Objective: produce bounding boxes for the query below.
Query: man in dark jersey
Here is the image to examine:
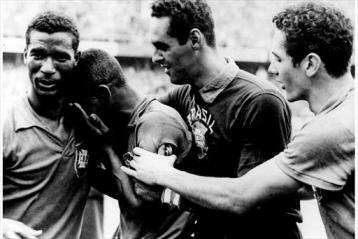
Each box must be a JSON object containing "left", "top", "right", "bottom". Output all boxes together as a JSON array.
[
  {"left": 71, "top": 48, "right": 194, "bottom": 239},
  {"left": 121, "top": 0, "right": 302, "bottom": 238}
]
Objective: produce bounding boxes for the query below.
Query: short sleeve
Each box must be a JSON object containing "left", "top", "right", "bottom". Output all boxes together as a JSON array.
[
  {"left": 275, "top": 119, "right": 354, "bottom": 191},
  {"left": 135, "top": 107, "right": 192, "bottom": 162}
]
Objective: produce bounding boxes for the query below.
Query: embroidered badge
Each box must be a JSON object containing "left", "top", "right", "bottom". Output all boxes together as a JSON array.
[
  {"left": 74, "top": 142, "right": 89, "bottom": 178},
  {"left": 187, "top": 105, "right": 215, "bottom": 160}
]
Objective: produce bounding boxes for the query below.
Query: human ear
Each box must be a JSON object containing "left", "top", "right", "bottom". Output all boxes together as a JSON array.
[
  {"left": 74, "top": 51, "right": 81, "bottom": 66},
  {"left": 96, "top": 84, "right": 112, "bottom": 105},
  {"left": 23, "top": 48, "right": 28, "bottom": 64},
  {"left": 189, "top": 28, "right": 202, "bottom": 50},
  {"left": 304, "top": 53, "right": 321, "bottom": 77}
]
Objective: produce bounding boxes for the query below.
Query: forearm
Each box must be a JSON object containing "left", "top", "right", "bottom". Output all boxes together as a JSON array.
[
  {"left": 155, "top": 167, "right": 253, "bottom": 214},
  {"left": 156, "top": 159, "right": 301, "bottom": 215},
  {"left": 104, "top": 147, "right": 144, "bottom": 208}
]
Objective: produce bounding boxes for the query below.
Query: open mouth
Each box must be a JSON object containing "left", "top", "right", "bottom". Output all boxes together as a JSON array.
[{"left": 160, "top": 64, "right": 171, "bottom": 74}]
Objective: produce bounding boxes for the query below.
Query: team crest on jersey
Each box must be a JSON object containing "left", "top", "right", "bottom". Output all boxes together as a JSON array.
[
  {"left": 187, "top": 105, "right": 215, "bottom": 159},
  {"left": 74, "top": 142, "right": 89, "bottom": 178}
]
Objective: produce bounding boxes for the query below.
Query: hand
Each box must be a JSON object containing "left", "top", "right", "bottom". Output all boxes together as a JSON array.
[
  {"left": 68, "top": 102, "right": 110, "bottom": 142},
  {"left": 3, "top": 218, "right": 42, "bottom": 239},
  {"left": 121, "top": 147, "right": 176, "bottom": 186}
]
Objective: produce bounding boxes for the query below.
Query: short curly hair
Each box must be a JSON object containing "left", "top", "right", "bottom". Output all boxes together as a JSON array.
[
  {"left": 273, "top": 2, "right": 353, "bottom": 78},
  {"left": 151, "top": 0, "right": 216, "bottom": 47},
  {"left": 25, "top": 11, "right": 80, "bottom": 52}
]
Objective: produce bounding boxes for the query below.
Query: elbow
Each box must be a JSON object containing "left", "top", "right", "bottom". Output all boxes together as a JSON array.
[
  {"left": 224, "top": 196, "right": 252, "bottom": 215},
  {"left": 218, "top": 186, "right": 254, "bottom": 215}
]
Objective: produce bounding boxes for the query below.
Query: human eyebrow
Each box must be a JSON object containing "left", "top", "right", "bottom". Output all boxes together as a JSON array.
[
  {"left": 271, "top": 52, "right": 281, "bottom": 61},
  {"left": 152, "top": 42, "right": 169, "bottom": 51},
  {"left": 29, "top": 48, "right": 46, "bottom": 54},
  {"left": 54, "top": 52, "right": 71, "bottom": 60}
]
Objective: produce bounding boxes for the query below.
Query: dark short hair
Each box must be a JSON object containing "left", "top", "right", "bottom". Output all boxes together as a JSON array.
[
  {"left": 25, "top": 11, "right": 80, "bottom": 52},
  {"left": 75, "top": 48, "right": 127, "bottom": 90},
  {"left": 151, "top": 0, "right": 216, "bottom": 47},
  {"left": 273, "top": 2, "right": 353, "bottom": 78},
  {"left": 68, "top": 48, "right": 127, "bottom": 108}
]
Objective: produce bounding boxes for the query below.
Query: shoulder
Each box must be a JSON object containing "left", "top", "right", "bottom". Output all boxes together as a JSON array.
[
  {"left": 3, "top": 96, "right": 25, "bottom": 134},
  {"left": 225, "top": 70, "right": 287, "bottom": 108},
  {"left": 142, "top": 100, "right": 188, "bottom": 130},
  {"left": 165, "top": 85, "right": 192, "bottom": 102},
  {"left": 301, "top": 113, "right": 354, "bottom": 145},
  {"left": 276, "top": 115, "right": 354, "bottom": 190}
]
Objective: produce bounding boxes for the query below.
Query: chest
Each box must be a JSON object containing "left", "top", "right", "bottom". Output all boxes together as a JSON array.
[
  {"left": 179, "top": 97, "right": 244, "bottom": 176},
  {"left": 5, "top": 127, "right": 89, "bottom": 182}
]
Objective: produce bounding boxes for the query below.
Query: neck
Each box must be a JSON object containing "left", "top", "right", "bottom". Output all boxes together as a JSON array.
[
  {"left": 105, "top": 84, "right": 143, "bottom": 128},
  {"left": 308, "top": 71, "right": 353, "bottom": 114},
  {"left": 110, "top": 84, "right": 143, "bottom": 112},
  {"left": 192, "top": 47, "right": 227, "bottom": 89},
  {"left": 27, "top": 90, "right": 64, "bottom": 120}
]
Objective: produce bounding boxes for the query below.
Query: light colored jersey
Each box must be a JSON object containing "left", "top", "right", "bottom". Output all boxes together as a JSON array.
[
  {"left": 276, "top": 83, "right": 355, "bottom": 239},
  {"left": 3, "top": 94, "right": 91, "bottom": 239}
]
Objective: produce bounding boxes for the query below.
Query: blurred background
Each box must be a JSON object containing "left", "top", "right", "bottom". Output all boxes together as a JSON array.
[{"left": 2, "top": 0, "right": 355, "bottom": 239}]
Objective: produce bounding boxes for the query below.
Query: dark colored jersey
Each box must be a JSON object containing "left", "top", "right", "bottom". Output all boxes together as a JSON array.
[
  {"left": 118, "top": 98, "right": 193, "bottom": 239},
  {"left": 160, "top": 59, "right": 302, "bottom": 239}
]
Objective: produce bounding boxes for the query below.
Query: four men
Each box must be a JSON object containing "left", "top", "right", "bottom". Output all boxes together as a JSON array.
[{"left": 3, "top": 1, "right": 355, "bottom": 239}]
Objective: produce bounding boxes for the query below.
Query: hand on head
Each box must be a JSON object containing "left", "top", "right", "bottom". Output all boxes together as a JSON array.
[{"left": 68, "top": 102, "right": 110, "bottom": 145}]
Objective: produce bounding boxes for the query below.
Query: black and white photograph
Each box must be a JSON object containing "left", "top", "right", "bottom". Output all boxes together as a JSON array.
[{"left": 1, "top": 0, "right": 356, "bottom": 238}]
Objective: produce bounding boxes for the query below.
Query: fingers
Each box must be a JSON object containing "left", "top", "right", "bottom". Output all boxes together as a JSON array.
[
  {"left": 18, "top": 229, "right": 42, "bottom": 239},
  {"left": 132, "top": 147, "right": 146, "bottom": 156},
  {"left": 3, "top": 219, "right": 42, "bottom": 239},
  {"left": 132, "top": 147, "right": 177, "bottom": 166},
  {"left": 121, "top": 166, "right": 137, "bottom": 178},
  {"left": 89, "top": 114, "right": 109, "bottom": 134},
  {"left": 68, "top": 103, "right": 108, "bottom": 137},
  {"left": 4, "top": 231, "right": 22, "bottom": 239},
  {"left": 70, "top": 102, "right": 89, "bottom": 121}
]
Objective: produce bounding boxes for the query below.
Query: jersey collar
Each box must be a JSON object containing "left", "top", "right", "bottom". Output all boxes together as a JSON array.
[{"left": 197, "top": 58, "right": 239, "bottom": 104}]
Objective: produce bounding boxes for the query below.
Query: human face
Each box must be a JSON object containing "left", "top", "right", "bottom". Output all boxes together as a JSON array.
[
  {"left": 150, "top": 17, "right": 196, "bottom": 85},
  {"left": 268, "top": 30, "right": 309, "bottom": 102},
  {"left": 24, "top": 31, "right": 78, "bottom": 101}
]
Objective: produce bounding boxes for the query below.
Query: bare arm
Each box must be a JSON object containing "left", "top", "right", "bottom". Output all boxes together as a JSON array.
[
  {"left": 123, "top": 148, "right": 303, "bottom": 215},
  {"left": 69, "top": 103, "right": 144, "bottom": 208}
]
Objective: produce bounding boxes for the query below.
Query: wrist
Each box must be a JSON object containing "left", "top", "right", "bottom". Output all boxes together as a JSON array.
[{"left": 156, "top": 166, "right": 177, "bottom": 187}]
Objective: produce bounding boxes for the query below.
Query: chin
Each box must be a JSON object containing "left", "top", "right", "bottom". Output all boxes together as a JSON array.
[
  {"left": 38, "top": 91, "right": 61, "bottom": 98},
  {"left": 286, "top": 94, "right": 299, "bottom": 103},
  {"left": 170, "top": 77, "right": 186, "bottom": 85}
]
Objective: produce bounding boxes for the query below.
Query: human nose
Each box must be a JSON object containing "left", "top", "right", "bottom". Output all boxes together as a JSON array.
[
  {"left": 41, "top": 57, "right": 56, "bottom": 75},
  {"left": 267, "top": 63, "right": 278, "bottom": 76},
  {"left": 152, "top": 49, "right": 164, "bottom": 64}
]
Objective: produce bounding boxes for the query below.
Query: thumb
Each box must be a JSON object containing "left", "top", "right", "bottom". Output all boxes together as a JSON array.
[{"left": 167, "top": 155, "right": 177, "bottom": 166}]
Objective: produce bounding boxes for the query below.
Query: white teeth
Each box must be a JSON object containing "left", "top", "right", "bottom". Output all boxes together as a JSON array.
[{"left": 164, "top": 68, "right": 169, "bottom": 74}]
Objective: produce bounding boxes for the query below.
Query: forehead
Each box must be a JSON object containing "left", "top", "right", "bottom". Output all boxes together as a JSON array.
[
  {"left": 149, "top": 17, "right": 176, "bottom": 43},
  {"left": 271, "top": 29, "right": 287, "bottom": 54},
  {"left": 27, "top": 30, "right": 74, "bottom": 51}
]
